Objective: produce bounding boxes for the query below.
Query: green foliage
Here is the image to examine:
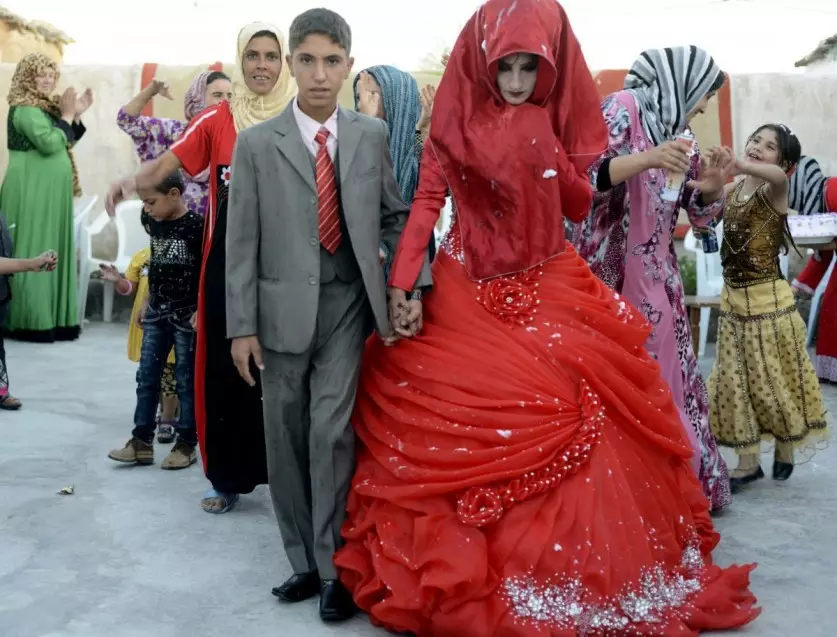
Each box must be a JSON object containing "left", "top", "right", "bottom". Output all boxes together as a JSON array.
[{"left": 679, "top": 256, "right": 697, "bottom": 295}]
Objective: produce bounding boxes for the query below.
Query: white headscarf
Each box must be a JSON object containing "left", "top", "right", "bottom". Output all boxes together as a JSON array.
[
  {"left": 229, "top": 22, "right": 297, "bottom": 132},
  {"left": 624, "top": 46, "right": 722, "bottom": 146}
]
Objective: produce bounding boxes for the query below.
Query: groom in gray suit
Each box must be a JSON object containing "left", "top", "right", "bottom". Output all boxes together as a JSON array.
[{"left": 225, "top": 8, "right": 430, "bottom": 623}]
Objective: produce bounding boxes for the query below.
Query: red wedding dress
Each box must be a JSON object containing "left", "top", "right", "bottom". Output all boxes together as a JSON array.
[{"left": 334, "top": 2, "right": 759, "bottom": 635}]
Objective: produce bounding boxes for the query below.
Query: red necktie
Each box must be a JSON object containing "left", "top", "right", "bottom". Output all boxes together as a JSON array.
[{"left": 314, "top": 127, "right": 341, "bottom": 253}]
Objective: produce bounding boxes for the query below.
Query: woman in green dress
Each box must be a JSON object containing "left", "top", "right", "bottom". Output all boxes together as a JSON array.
[{"left": 1, "top": 53, "right": 92, "bottom": 342}]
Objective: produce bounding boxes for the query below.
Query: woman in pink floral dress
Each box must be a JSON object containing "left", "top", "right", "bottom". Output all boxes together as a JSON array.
[
  {"left": 116, "top": 71, "right": 231, "bottom": 217},
  {"left": 572, "top": 46, "right": 732, "bottom": 510}
]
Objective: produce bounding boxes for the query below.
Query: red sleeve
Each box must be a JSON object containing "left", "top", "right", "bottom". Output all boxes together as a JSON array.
[
  {"left": 825, "top": 177, "right": 837, "bottom": 212},
  {"left": 794, "top": 250, "right": 834, "bottom": 294},
  {"left": 170, "top": 107, "right": 217, "bottom": 177},
  {"left": 389, "top": 149, "right": 447, "bottom": 291}
]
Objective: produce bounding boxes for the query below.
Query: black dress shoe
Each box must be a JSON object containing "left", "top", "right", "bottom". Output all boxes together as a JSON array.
[
  {"left": 319, "top": 579, "right": 357, "bottom": 622},
  {"left": 729, "top": 466, "right": 764, "bottom": 494},
  {"left": 271, "top": 570, "right": 320, "bottom": 602},
  {"left": 773, "top": 461, "right": 794, "bottom": 481}
]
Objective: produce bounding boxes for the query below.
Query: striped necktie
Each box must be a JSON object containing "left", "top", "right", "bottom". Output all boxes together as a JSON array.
[{"left": 314, "top": 127, "right": 341, "bottom": 253}]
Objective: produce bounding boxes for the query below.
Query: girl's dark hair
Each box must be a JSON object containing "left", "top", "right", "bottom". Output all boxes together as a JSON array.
[
  {"left": 709, "top": 70, "right": 726, "bottom": 94},
  {"left": 749, "top": 123, "right": 803, "bottom": 259},
  {"left": 155, "top": 170, "right": 185, "bottom": 196},
  {"left": 206, "top": 70, "right": 229, "bottom": 84}
]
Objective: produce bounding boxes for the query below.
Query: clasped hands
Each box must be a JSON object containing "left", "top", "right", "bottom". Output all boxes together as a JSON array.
[{"left": 383, "top": 287, "right": 422, "bottom": 346}]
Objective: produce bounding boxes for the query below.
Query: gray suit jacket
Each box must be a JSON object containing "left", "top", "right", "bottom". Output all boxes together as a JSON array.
[{"left": 225, "top": 105, "right": 431, "bottom": 354}]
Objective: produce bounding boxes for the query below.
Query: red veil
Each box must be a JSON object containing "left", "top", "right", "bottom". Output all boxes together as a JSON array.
[{"left": 429, "top": 0, "right": 607, "bottom": 281}]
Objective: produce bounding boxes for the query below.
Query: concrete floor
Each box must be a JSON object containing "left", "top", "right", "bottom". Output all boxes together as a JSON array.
[{"left": 1, "top": 322, "right": 835, "bottom": 637}]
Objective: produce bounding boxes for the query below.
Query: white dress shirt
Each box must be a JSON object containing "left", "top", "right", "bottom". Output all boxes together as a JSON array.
[{"left": 292, "top": 98, "right": 338, "bottom": 162}]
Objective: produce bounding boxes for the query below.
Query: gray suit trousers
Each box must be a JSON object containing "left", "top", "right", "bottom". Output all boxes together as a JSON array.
[{"left": 261, "top": 277, "right": 369, "bottom": 580}]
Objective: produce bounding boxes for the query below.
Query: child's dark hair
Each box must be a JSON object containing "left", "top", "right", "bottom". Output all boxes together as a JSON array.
[
  {"left": 206, "top": 70, "right": 229, "bottom": 84},
  {"left": 748, "top": 124, "right": 802, "bottom": 173},
  {"left": 141, "top": 211, "right": 153, "bottom": 235},
  {"left": 288, "top": 8, "right": 352, "bottom": 55},
  {"left": 155, "top": 171, "right": 185, "bottom": 196},
  {"left": 749, "top": 123, "right": 803, "bottom": 259}
]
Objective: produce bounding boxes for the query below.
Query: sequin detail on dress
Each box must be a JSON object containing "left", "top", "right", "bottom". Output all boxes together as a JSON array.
[{"left": 502, "top": 540, "right": 705, "bottom": 634}]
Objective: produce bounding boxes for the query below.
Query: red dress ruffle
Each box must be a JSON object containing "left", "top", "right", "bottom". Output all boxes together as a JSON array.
[{"left": 335, "top": 236, "right": 759, "bottom": 636}]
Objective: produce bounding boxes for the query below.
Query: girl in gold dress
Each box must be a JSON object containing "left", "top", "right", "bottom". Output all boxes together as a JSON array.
[{"left": 708, "top": 124, "right": 827, "bottom": 493}]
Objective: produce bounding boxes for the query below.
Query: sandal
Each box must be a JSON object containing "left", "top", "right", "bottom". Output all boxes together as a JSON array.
[
  {"left": 201, "top": 489, "right": 240, "bottom": 514},
  {"left": 0, "top": 395, "right": 22, "bottom": 411},
  {"left": 156, "top": 421, "right": 176, "bottom": 444}
]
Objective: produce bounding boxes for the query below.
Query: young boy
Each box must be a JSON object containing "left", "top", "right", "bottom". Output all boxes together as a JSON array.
[
  {"left": 225, "top": 8, "right": 430, "bottom": 622},
  {"left": 100, "top": 217, "right": 180, "bottom": 444},
  {"left": 108, "top": 172, "right": 203, "bottom": 470}
]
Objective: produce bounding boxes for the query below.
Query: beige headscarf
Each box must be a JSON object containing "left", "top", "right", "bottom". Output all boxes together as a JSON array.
[
  {"left": 8, "top": 53, "right": 82, "bottom": 196},
  {"left": 230, "top": 22, "right": 297, "bottom": 132}
]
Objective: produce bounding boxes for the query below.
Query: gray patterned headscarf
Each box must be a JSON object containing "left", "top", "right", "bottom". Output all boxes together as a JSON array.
[{"left": 624, "top": 46, "right": 722, "bottom": 147}]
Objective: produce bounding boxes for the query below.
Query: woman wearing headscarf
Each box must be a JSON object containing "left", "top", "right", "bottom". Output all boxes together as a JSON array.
[
  {"left": 0, "top": 54, "right": 92, "bottom": 345},
  {"left": 572, "top": 47, "right": 731, "bottom": 511},
  {"left": 788, "top": 155, "right": 837, "bottom": 215},
  {"left": 791, "top": 155, "right": 837, "bottom": 384},
  {"left": 106, "top": 22, "right": 297, "bottom": 514},
  {"left": 353, "top": 65, "right": 436, "bottom": 271},
  {"left": 333, "top": 3, "right": 759, "bottom": 634},
  {"left": 116, "top": 70, "right": 232, "bottom": 217}
]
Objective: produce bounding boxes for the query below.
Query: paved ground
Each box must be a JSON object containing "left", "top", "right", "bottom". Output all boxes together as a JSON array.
[{"left": 1, "top": 322, "right": 835, "bottom": 637}]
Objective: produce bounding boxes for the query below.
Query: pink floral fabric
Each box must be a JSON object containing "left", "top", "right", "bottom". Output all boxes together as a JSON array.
[
  {"left": 116, "top": 108, "right": 208, "bottom": 217},
  {"left": 571, "top": 90, "right": 731, "bottom": 511}
]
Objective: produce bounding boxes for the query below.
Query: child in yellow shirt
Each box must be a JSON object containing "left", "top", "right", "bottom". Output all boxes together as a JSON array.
[{"left": 100, "top": 232, "right": 178, "bottom": 442}]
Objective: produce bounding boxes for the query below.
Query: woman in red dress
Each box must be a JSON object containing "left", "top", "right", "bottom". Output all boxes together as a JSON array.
[
  {"left": 106, "top": 22, "right": 296, "bottom": 513},
  {"left": 333, "top": 2, "right": 759, "bottom": 635}
]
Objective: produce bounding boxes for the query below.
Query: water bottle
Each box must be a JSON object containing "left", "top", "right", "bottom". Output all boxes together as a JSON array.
[
  {"left": 701, "top": 221, "right": 719, "bottom": 253},
  {"left": 660, "top": 131, "right": 696, "bottom": 203}
]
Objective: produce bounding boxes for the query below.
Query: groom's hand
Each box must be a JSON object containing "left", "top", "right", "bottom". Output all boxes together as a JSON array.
[
  {"left": 386, "top": 288, "right": 423, "bottom": 343},
  {"left": 231, "top": 336, "right": 264, "bottom": 387}
]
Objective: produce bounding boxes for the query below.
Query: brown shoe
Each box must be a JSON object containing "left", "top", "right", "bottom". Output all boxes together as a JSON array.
[
  {"left": 161, "top": 441, "right": 197, "bottom": 470},
  {"left": 108, "top": 438, "right": 154, "bottom": 465}
]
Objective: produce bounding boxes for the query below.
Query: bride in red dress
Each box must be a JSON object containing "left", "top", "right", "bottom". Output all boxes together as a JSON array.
[{"left": 333, "top": 1, "right": 760, "bottom": 634}]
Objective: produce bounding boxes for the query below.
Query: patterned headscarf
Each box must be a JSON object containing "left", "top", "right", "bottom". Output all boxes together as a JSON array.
[
  {"left": 229, "top": 22, "right": 297, "bottom": 132},
  {"left": 789, "top": 155, "right": 827, "bottom": 215},
  {"left": 8, "top": 53, "right": 81, "bottom": 196},
  {"left": 624, "top": 46, "right": 722, "bottom": 147},
  {"left": 182, "top": 71, "right": 214, "bottom": 184},
  {"left": 183, "top": 71, "right": 211, "bottom": 121},
  {"left": 353, "top": 66, "right": 421, "bottom": 204}
]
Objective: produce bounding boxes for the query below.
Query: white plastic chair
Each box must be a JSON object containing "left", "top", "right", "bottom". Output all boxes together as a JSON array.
[
  {"left": 684, "top": 220, "right": 724, "bottom": 358},
  {"left": 77, "top": 211, "right": 110, "bottom": 326},
  {"left": 73, "top": 195, "right": 98, "bottom": 251},
  {"left": 97, "top": 200, "right": 149, "bottom": 322},
  {"left": 805, "top": 254, "right": 835, "bottom": 349}
]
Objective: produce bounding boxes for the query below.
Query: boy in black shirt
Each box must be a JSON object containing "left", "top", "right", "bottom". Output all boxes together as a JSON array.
[{"left": 108, "top": 172, "right": 203, "bottom": 470}]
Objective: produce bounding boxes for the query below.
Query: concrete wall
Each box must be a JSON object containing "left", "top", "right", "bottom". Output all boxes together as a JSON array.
[{"left": 730, "top": 73, "right": 837, "bottom": 175}]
